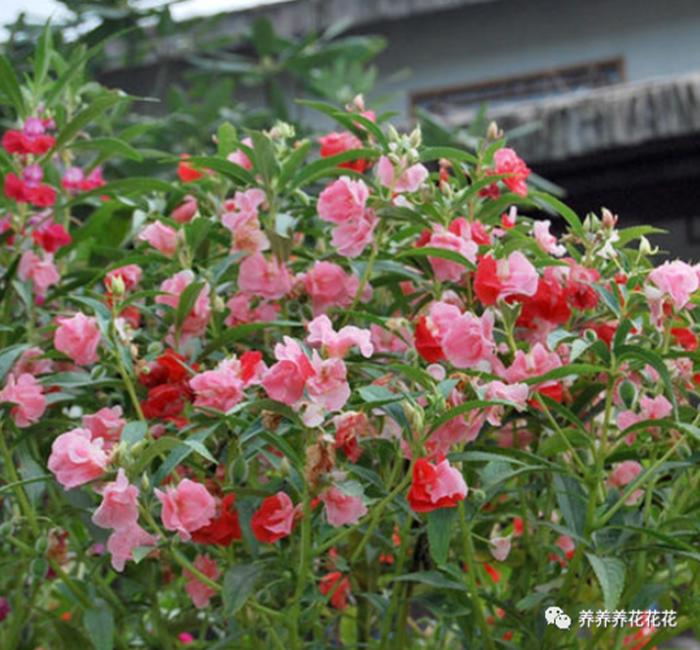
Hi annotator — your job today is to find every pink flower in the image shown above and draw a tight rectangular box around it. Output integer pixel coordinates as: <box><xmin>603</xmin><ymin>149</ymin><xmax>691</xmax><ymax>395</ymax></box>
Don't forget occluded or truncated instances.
<box><xmin>18</xmin><ymin>250</ymin><xmax>59</xmax><ymax>301</ymax></box>
<box><xmin>222</xmin><ymin>188</ymin><xmax>269</xmax><ymax>254</ymax></box>
<box><xmin>426</xmin><ymin>227</ymin><xmax>478</xmax><ymax>282</ymax></box>
<box><xmin>184</xmin><ymin>554</ymin><xmax>220</xmax><ymax>609</ymax></box>
<box><xmin>10</xmin><ymin>346</ymin><xmax>53</xmax><ymax>377</ymax></box>
<box><xmin>533</xmin><ymin>220</ymin><xmax>566</xmax><ymax>257</ymax></box>
<box><xmin>376</xmin><ymin>156</ymin><xmax>428</xmax><ymax>193</ymax></box>
<box><xmin>428</xmin><ymin>390</ymin><xmax>486</xmax><ymax>455</ymax></box>
<box><xmin>648</xmin><ymin>260</ymin><xmax>698</xmax><ymax>310</ymax></box>
<box><xmin>47</xmin><ymin>428</ymin><xmax>108</xmax><ymax>489</ymax></box>
<box><xmin>318</xmin><ymin>177</ymin><xmax>369</xmax><ymax>224</ymax></box>
<box><xmin>475</xmin><ymin>251</ymin><xmax>538</xmax><ymax>304</ymax></box>
<box><xmin>262</xmin><ymin>337</ymin><xmax>315</xmax><ymax>405</ymax></box>
<box><xmin>482</xmin><ymin>380</ymin><xmax>529</xmax><ymax>426</ymax></box>
<box><xmin>105</xmin><ymin>265</ymin><xmax>142</xmax><ymax>293</ymax></box>
<box><xmin>92</xmin><ymin>468</ymin><xmax>140</xmax><ymax>530</ymax></box>
<box><xmin>306</xmin><ymin>353</ymin><xmax>351</xmax><ymax>412</ymax></box>
<box><xmin>171</xmin><ymin>195</ymin><xmax>198</xmax><ymax>224</ymax></box>
<box><xmin>440</xmin><ymin>309</ymin><xmax>496</xmax><ymax>370</ymax></box>
<box><xmin>227</xmin><ymin>137</ymin><xmax>253</xmax><ymax>170</ymax></box>
<box><xmin>156</xmin><ymin>271</ymin><xmax>211</xmax><ymax>342</ymax></box>
<box><xmin>306</xmin><ymin>315</ymin><xmax>374</xmax><ymax>358</ymax></box>
<box><xmin>0</xmin><ymin>373</ymin><xmax>46</xmax><ymax>427</ymax></box>
<box><xmin>490</xmin><ymin>535</ymin><xmax>512</xmax><ymax>561</ymax></box>
<box><xmin>54</xmin><ymin>312</ymin><xmax>101</xmax><ymax>365</ymax></box>
<box><xmin>178</xmin><ymin>632</ymin><xmax>195</xmax><ymax>645</ymax></box>
<box><xmin>330</xmin><ymin>209</ymin><xmax>378</xmax><ymax>258</ymax></box>
<box><xmin>139</xmin><ymin>221</ymin><xmax>179</xmax><ymax>257</ymax></box>
<box><xmin>107</xmin><ymin>523</ymin><xmax>158</xmax><ymax>572</ymax></box>
<box><xmin>370</xmin><ymin>322</ymin><xmax>410</xmax><ymax>354</ymax></box>
<box><xmin>82</xmin><ymin>406</ymin><xmax>126</xmax><ymax>446</ymax></box>
<box><xmin>494</xmin><ymin>148</ymin><xmax>530</xmax><ymax>196</ymax></box>
<box><xmin>224</xmin><ymin>293</ymin><xmax>279</xmax><ymax>326</ymax></box>
<box><xmin>189</xmin><ymin>360</ymin><xmax>245</xmax><ymax>413</ymax></box>
<box><xmin>504</xmin><ymin>343</ymin><xmax>562</xmax><ymax>384</ymax></box>
<box><xmin>320</xmin><ymin>486</ymin><xmax>368</xmax><ymax>527</ymax></box>
<box><xmin>640</xmin><ymin>394</ymin><xmax>672</xmax><ymax>420</ymax></box>
<box><xmin>301</xmin><ymin>261</ymin><xmax>364</xmax><ymax>314</ymax></box>
<box><xmin>609</xmin><ymin>460</ymin><xmax>643</xmax><ymax>488</ymax></box>
<box><xmin>155</xmin><ymin>479</ymin><xmax>216</xmax><ymax>541</ymax></box>
<box><xmin>238</xmin><ymin>252</ymin><xmax>293</xmax><ymax>300</ymax></box>
<box><xmin>407</xmin><ymin>458</ymin><xmax>468</xmax><ymax>513</ymax></box>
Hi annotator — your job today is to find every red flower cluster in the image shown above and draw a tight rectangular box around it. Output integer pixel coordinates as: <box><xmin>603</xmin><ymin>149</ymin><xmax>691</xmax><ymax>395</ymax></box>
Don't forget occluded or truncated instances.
<box><xmin>191</xmin><ymin>494</ymin><xmax>242</xmax><ymax>546</ymax></box>
<box><xmin>2</xmin><ymin>117</ymin><xmax>55</xmax><ymax>156</ymax></box>
<box><xmin>139</xmin><ymin>350</ymin><xmax>194</xmax><ymax>425</ymax></box>
<box><xmin>32</xmin><ymin>223</ymin><xmax>71</xmax><ymax>253</ymax></box>
<box><xmin>4</xmin><ymin>172</ymin><xmax>56</xmax><ymax>207</ymax></box>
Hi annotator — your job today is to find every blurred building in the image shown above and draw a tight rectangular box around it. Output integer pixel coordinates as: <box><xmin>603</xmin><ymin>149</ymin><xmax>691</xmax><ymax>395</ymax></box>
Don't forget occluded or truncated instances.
<box><xmin>117</xmin><ymin>0</ymin><xmax>700</xmax><ymax>258</ymax></box>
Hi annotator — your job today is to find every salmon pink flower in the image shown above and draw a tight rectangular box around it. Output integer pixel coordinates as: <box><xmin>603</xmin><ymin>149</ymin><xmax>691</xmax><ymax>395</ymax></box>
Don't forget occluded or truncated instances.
<box><xmin>493</xmin><ymin>147</ymin><xmax>530</xmax><ymax>196</ymax></box>
<box><xmin>306</xmin><ymin>353</ymin><xmax>350</xmax><ymax>413</ymax></box>
<box><xmin>306</xmin><ymin>315</ymin><xmax>374</xmax><ymax>358</ymax></box>
<box><xmin>227</xmin><ymin>137</ymin><xmax>253</xmax><ymax>170</ymax></box>
<box><xmin>482</xmin><ymin>380</ymin><xmax>529</xmax><ymax>426</ymax></box>
<box><xmin>533</xmin><ymin>220</ymin><xmax>566</xmax><ymax>257</ymax></box>
<box><xmin>224</xmin><ymin>293</ymin><xmax>279</xmax><ymax>326</ymax></box>
<box><xmin>18</xmin><ymin>250</ymin><xmax>60</xmax><ymax>301</ymax></box>
<box><xmin>330</xmin><ymin>209</ymin><xmax>378</xmax><ymax>258</ymax></box>
<box><xmin>332</xmin><ymin>411</ymin><xmax>372</xmax><ymax>461</ymax></box>
<box><xmin>238</xmin><ymin>252</ymin><xmax>293</xmax><ymax>299</ymax></box>
<box><xmin>376</xmin><ymin>155</ymin><xmax>428</xmax><ymax>193</ymax></box>
<box><xmin>319</xmin><ymin>131</ymin><xmax>367</xmax><ymax>172</ymax></box>
<box><xmin>301</xmin><ymin>261</ymin><xmax>365</xmax><ymax>314</ymax></box>
<box><xmin>82</xmin><ymin>406</ymin><xmax>125</xmax><ymax>446</ymax></box>
<box><xmin>53</xmin><ymin>312</ymin><xmax>101</xmax><ymax>365</ymax></box>
<box><xmin>155</xmin><ymin>479</ymin><xmax>216</xmax><ymax>541</ymax></box>
<box><xmin>648</xmin><ymin>260</ymin><xmax>698</xmax><ymax>310</ymax></box>
<box><xmin>171</xmin><ymin>195</ymin><xmax>198</xmax><ymax>223</ymax></box>
<box><xmin>138</xmin><ymin>221</ymin><xmax>178</xmax><ymax>257</ymax></box>
<box><xmin>425</xmin><ymin>226</ymin><xmax>478</xmax><ymax>282</ymax></box>
<box><xmin>92</xmin><ymin>468</ymin><xmax>140</xmax><ymax>530</ymax></box>
<box><xmin>440</xmin><ymin>309</ymin><xmax>496</xmax><ymax>370</ymax></box>
<box><xmin>474</xmin><ymin>252</ymin><xmax>538</xmax><ymax>305</ymax></box>
<box><xmin>10</xmin><ymin>346</ymin><xmax>53</xmax><ymax>378</ymax></box>
<box><xmin>189</xmin><ymin>359</ymin><xmax>245</xmax><ymax>413</ymax></box>
<box><xmin>262</xmin><ymin>337</ymin><xmax>315</xmax><ymax>405</ymax></box>
<box><xmin>157</xmin><ymin>271</ymin><xmax>211</xmax><ymax>343</ymax></box>
<box><xmin>320</xmin><ymin>485</ymin><xmax>367</xmax><ymax>527</ymax></box>
<box><xmin>184</xmin><ymin>555</ymin><xmax>220</xmax><ymax>608</ymax></box>
<box><xmin>317</xmin><ymin>177</ymin><xmax>369</xmax><ymax>224</ymax></box>
<box><xmin>105</xmin><ymin>264</ymin><xmax>142</xmax><ymax>293</ymax></box>
<box><xmin>48</xmin><ymin>428</ymin><xmax>108</xmax><ymax>489</ymax></box>
<box><xmin>107</xmin><ymin>523</ymin><xmax>158</xmax><ymax>572</ymax></box>
<box><xmin>407</xmin><ymin>458</ymin><xmax>467</xmax><ymax>513</ymax></box>
<box><xmin>250</xmin><ymin>491</ymin><xmax>296</xmax><ymax>543</ymax></box>
<box><xmin>0</xmin><ymin>372</ymin><xmax>46</xmax><ymax>427</ymax></box>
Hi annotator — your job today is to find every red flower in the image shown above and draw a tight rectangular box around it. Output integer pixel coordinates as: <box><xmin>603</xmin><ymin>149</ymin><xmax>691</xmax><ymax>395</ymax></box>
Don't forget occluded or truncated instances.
<box><xmin>474</xmin><ymin>255</ymin><xmax>501</xmax><ymax>305</ymax></box>
<box><xmin>239</xmin><ymin>350</ymin><xmax>263</xmax><ymax>384</ymax></box>
<box><xmin>178</xmin><ymin>155</ymin><xmax>204</xmax><ymax>183</ymax></box>
<box><xmin>671</xmin><ymin>327</ymin><xmax>698</xmax><ymax>351</ymax></box>
<box><xmin>518</xmin><ymin>274</ymin><xmax>571</xmax><ymax>328</ymax></box>
<box><xmin>414</xmin><ymin>316</ymin><xmax>444</xmax><ymax>363</ymax></box>
<box><xmin>407</xmin><ymin>458</ymin><xmax>467</xmax><ymax>513</ymax></box>
<box><xmin>319</xmin><ymin>571</ymin><xmax>351</xmax><ymax>609</ymax></box>
<box><xmin>483</xmin><ymin>562</ymin><xmax>501</xmax><ymax>584</ymax></box>
<box><xmin>32</xmin><ymin>223</ymin><xmax>72</xmax><ymax>253</ymax></box>
<box><xmin>139</xmin><ymin>350</ymin><xmax>191</xmax><ymax>387</ymax></box>
<box><xmin>2</xmin><ymin>129</ymin><xmax>55</xmax><ymax>155</ymax></box>
<box><xmin>319</xmin><ymin>132</ymin><xmax>368</xmax><ymax>173</ymax></box>
<box><xmin>140</xmin><ymin>383</ymin><xmax>191</xmax><ymax>421</ymax></box>
<box><xmin>250</xmin><ymin>492</ymin><xmax>295</xmax><ymax>543</ymax></box>
<box><xmin>3</xmin><ymin>173</ymin><xmax>56</xmax><ymax>207</ymax></box>
<box><xmin>191</xmin><ymin>494</ymin><xmax>242</xmax><ymax>546</ymax></box>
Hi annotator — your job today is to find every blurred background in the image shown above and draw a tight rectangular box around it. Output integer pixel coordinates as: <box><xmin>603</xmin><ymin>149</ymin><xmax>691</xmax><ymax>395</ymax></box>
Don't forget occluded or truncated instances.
<box><xmin>4</xmin><ymin>0</ymin><xmax>700</xmax><ymax>260</ymax></box>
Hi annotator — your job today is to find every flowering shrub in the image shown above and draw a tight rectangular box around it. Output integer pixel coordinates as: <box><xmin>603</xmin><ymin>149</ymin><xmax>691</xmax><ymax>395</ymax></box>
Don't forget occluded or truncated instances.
<box><xmin>0</xmin><ymin>44</ymin><xmax>699</xmax><ymax>650</ymax></box>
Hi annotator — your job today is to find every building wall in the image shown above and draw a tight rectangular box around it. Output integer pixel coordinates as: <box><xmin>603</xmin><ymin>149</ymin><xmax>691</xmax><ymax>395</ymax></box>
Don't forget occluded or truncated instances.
<box><xmin>372</xmin><ymin>0</ymin><xmax>700</xmax><ymax>119</ymax></box>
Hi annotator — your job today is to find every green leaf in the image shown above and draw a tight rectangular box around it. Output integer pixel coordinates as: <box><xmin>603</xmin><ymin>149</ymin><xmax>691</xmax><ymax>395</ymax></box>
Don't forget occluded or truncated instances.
<box><xmin>392</xmin><ymin>570</ymin><xmax>465</xmax><ymax>591</ymax></box>
<box><xmin>290</xmin><ymin>148</ymin><xmax>377</xmax><ymax>189</ymax></box>
<box><xmin>0</xmin><ymin>344</ymin><xmax>30</xmax><ymax>382</ymax></box>
<box><xmin>186</xmin><ymin>156</ymin><xmax>254</xmax><ymax>186</ymax></box>
<box><xmin>69</xmin><ymin>137</ymin><xmax>143</xmax><ymax>162</ymax></box>
<box><xmin>616</xmin><ymin>345</ymin><xmax>677</xmax><ymax>415</ymax></box>
<box><xmin>249</xmin><ymin>131</ymin><xmax>279</xmax><ymax>187</ymax></box>
<box><xmin>395</xmin><ymin>246</ymin><xmax>475</xmax><ymax>271</ymax></box>
<box><xmin>185</xmin><ymin>218</ymin><xmax>212</xmax><ymax>254</ymax></box>
<box><xmin>0</xmin><ymin>55</ymin><xmax>26</xmax><ymax>116</ymax></box>
<box><xmin>202</xmin><ymin>321</ymin><xmax>301</xmax><ymax>355</ymax></box>
<box><xmin>553</xmin><ymin>474</ymin><xmax>587</xmax><ymax>538</ymax></box>
<box><xmin>52</xmin><ymin>92</ymin><xmax>125</xmax><ymax>151</ymax></box>
<box><xmin>183</xmin><ymin>439</ymin><xmax>216</xmax><ymax>464</ymax></box>
<box><xmin>217</xmin><ymin>122</ymin><xmax>238</xmax><ymax>157</ymax></box>
<box><xmin>174</xmin><ymin>281</ymin><xmax>206</xmax><ymax>337</ymax></box>
<box><xmin>420</xmin><ymin>146</ymin><xmax>478</xmax><ymax>165</ymax></box>
<box><xmin>34</xmin><ymin>22</ymin><xmax>53</xmax><ymax>87</ymax></box>
<box><xmin>151</xmin><ymin>426</ymin><xmax>218</xmax><ymax>485</ymax></box>
<box><xmin>427</xmin><ymin>508</ymin><xmax>457</xmax><ymax>566</ymax></box>
<box><xmin>223</xmin><ymin>564</ymin><xmax>263</xmax><ymax>615</ymax></box>
<box><xmin>278</xmin><ymin>139</ymin><xmax>311</xmax><ymax>189</ymax></box>
<box><xmin>121</xmin><ymin>421</ymin><xmax>148</xmax><ymax>446</ymax></box>
<box><xmin>84</xmin><ymin>602</ymin><xmax>114</xmax><ymax>650</ymax></box>
<box><xmin>585</xmin><ymin>554</ymin><xmax>626</xmax><ymax>610</ymax></box>
<box><xmin>529</xmin><ymin>191</ymin><xmax>585</xmax><ymax>237</ymax></box>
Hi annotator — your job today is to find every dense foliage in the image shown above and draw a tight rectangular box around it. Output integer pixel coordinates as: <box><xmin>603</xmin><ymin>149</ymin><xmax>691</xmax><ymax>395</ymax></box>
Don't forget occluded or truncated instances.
<box><xmin>0</xmin><ymin>31</ymin><xmax>699</xmax><ymax>650</ymax></box>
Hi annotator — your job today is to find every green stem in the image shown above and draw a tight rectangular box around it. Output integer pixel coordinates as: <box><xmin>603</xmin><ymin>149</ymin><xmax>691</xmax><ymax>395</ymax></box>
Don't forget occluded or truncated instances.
<box><xmin>289</xmin><ymin>487</ymin><xmax>312</xmax><ymax>649</ymax></box>
<box><xmin>458</xmin><ymin>501</ymin><xmax>496</xmax><ymax>650</ymax></box>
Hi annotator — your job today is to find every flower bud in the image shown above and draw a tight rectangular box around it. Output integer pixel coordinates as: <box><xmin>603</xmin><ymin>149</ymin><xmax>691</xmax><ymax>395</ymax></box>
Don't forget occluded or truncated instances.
<box><xmin>601</xmin><ymin>207</ymin><xmax>618</xmax><ymax>229</ymax></box>
<box><xmin>109</xmin><ymin>274</ymin><xmax>126</xmax><ymax>297</ymax></box>
<box><xmin>487</xmin><ymin>121</ymin><xmax>503</xmax><ymax>140</ymax></box>
<box><xmin>638</xmin><ymin>236</ymin><xmax>658</xmax><ymax>256</ymax></box>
